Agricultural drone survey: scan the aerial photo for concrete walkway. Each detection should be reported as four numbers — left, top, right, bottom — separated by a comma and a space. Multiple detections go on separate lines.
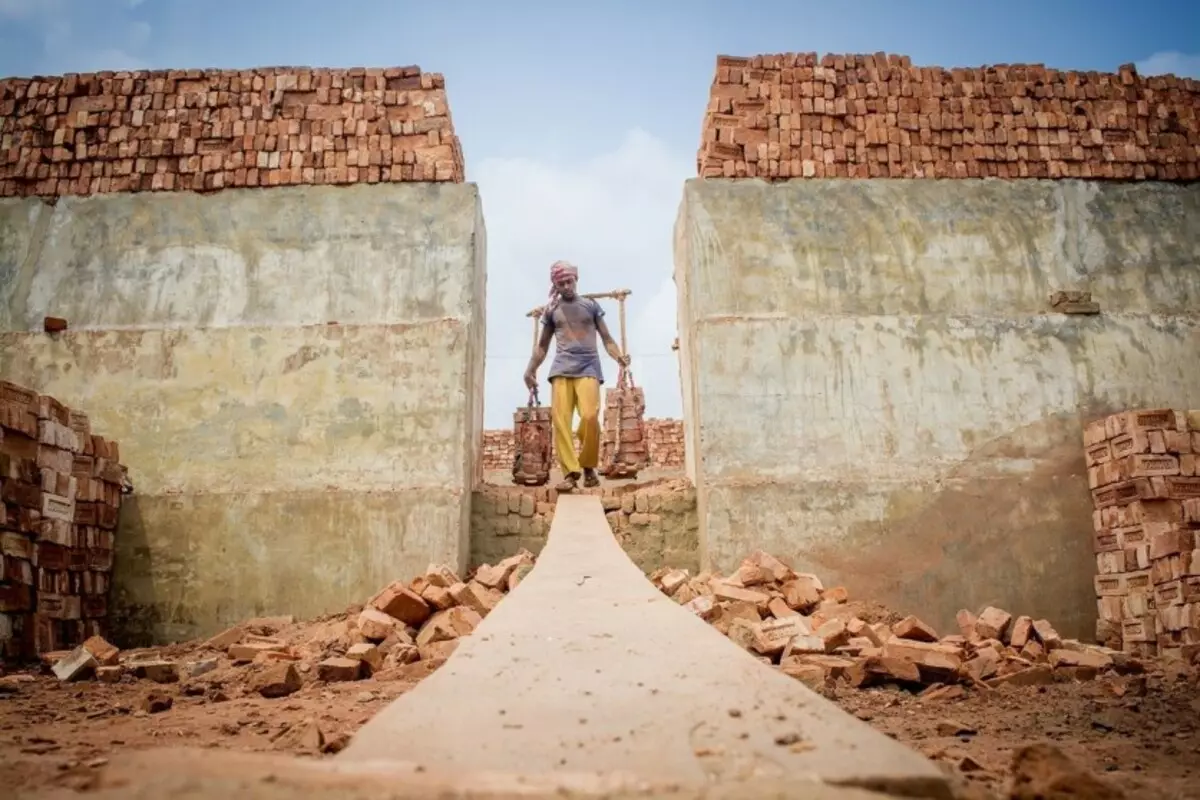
340, 495, 953, 798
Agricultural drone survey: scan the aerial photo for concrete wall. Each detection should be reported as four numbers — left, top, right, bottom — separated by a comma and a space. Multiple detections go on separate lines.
470, 480, 700, 574
675, 178, 1200, 640
0, 183, 487, 644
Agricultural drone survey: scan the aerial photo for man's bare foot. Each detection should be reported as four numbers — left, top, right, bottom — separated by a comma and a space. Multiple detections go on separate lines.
583, 469, 600, 488
556, 472, 580, 492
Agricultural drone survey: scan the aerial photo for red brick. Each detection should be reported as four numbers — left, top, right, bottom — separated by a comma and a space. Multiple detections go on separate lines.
370, 582, 431, 627
891, 615, 938, 643
974, 607, 1012, 642
317, 656, 362, 682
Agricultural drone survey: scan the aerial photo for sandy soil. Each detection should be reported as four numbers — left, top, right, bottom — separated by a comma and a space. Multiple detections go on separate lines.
836, 671, 1200, 799
3, 660, 1198, 799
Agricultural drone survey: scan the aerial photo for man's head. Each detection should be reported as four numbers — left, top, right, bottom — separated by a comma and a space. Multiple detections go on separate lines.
550, 260, 578, 301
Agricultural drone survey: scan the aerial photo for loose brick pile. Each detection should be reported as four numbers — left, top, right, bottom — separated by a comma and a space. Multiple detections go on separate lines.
699, 53, 1200, 180
0, 65, 464, 198
42, 552, 536, 691
1084, 408, 1200, 662
0, 381, 125, 661
480, 418, 685, 473
654, 552, 1163, 692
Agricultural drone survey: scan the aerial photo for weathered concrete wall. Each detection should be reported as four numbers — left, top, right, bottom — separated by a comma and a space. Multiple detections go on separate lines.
0, 182, 486, 644
675, 178, 1200, 640
470, 479, 699, 574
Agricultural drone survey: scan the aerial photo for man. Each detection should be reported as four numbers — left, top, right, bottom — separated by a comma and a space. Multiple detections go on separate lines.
524, 260, 630, 493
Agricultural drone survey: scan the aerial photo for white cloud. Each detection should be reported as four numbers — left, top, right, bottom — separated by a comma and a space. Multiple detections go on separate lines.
475, 129, 691, 428
1135, 51, 1200, 79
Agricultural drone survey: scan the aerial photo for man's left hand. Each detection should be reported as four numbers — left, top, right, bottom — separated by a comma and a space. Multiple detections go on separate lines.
618, 354, 631, 367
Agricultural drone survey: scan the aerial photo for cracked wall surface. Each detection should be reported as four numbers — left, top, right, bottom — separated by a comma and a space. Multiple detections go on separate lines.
0, 182, 487, 644
675, 177, 1200, 639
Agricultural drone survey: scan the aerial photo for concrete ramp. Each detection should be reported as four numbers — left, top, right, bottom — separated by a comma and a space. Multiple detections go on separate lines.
341, 495, 952, 798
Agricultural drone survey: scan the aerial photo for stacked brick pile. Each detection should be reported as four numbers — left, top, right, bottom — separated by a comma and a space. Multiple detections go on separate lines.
480, 418, 686, 473
471, 479, 698, 573
480, 431, 514, 472
0, 65, 464, 198
1084, 408, 1200, 661
1, 380, 125, 661
654, 551, 1149, 691
645, 419, 685, 469
699, 53, 1200, 180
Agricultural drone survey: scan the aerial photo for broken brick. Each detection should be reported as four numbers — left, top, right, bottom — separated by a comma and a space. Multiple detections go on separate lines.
711, 581, 770, 606
424, 563, 461, 588
955, 609, 978, 640
892, 615, 938, 643
683, 595, 716, 620
749, 616, 812, 657
346, 642, 384, 675
964, 648, 1000, 682
780, 575, 822, 611
371, 583, 431, 627
252, 662, 302, 698
1009, 616, 1034, 650
659, 568, 690, 595
357, 608, 401, 641
317, 657, 363, 682
1031, 619, 1063, 650
1049, 648, 1113, 671
96, 666, 123, 684
450, 580, 502, 616
130, 660, 179, 684
415, 606, 481, 647
205, 626, 244, 651
228, 640, 289, 663
767, 597, 798, 619
419, 584, 455, 611
882, 638, 963, 679
743, 550, 794, 583
419, 638, 460, 661
974, 607, 1013, 642
816, 619, 851, 652
51, 646, 97, 682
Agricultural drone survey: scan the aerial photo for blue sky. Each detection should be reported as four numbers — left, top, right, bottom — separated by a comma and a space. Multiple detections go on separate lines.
2, 0, 1198, 426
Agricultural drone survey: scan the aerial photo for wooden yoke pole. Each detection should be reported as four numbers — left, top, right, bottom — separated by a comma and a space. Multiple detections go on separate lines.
526, 288, 632, 356
530, 309, 542, 349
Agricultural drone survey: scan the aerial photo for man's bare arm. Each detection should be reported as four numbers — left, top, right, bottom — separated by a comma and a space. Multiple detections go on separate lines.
524, 325, 554, 387
595, 317, 628, 364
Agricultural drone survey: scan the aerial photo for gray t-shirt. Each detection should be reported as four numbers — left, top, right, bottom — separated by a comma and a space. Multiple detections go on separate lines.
543, 297, 606, 383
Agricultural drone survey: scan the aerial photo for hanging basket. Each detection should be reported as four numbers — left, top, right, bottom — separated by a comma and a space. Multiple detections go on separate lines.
599, 366, 648, 480
511, 387, 552, 487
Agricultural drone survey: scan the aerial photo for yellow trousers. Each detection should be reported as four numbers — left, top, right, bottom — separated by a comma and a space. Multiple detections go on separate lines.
550, 376, 600, 475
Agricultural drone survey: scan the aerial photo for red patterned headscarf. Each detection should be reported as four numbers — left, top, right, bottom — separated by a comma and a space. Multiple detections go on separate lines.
547, 260, 578, 314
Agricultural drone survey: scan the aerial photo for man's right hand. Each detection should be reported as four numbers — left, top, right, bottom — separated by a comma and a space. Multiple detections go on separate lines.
523, 369, 537, 390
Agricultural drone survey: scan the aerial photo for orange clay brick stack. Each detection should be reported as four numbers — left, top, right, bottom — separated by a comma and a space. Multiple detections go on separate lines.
0, 65, 464, 198
480, 431, 514, 473
698, 53, 1200, 180
645, 419, 685, 470
1, 380, 126, 663
1083, 409, 1200, 662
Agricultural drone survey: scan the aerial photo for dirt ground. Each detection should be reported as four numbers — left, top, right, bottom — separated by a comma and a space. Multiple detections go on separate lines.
2, 659, 1198, 799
